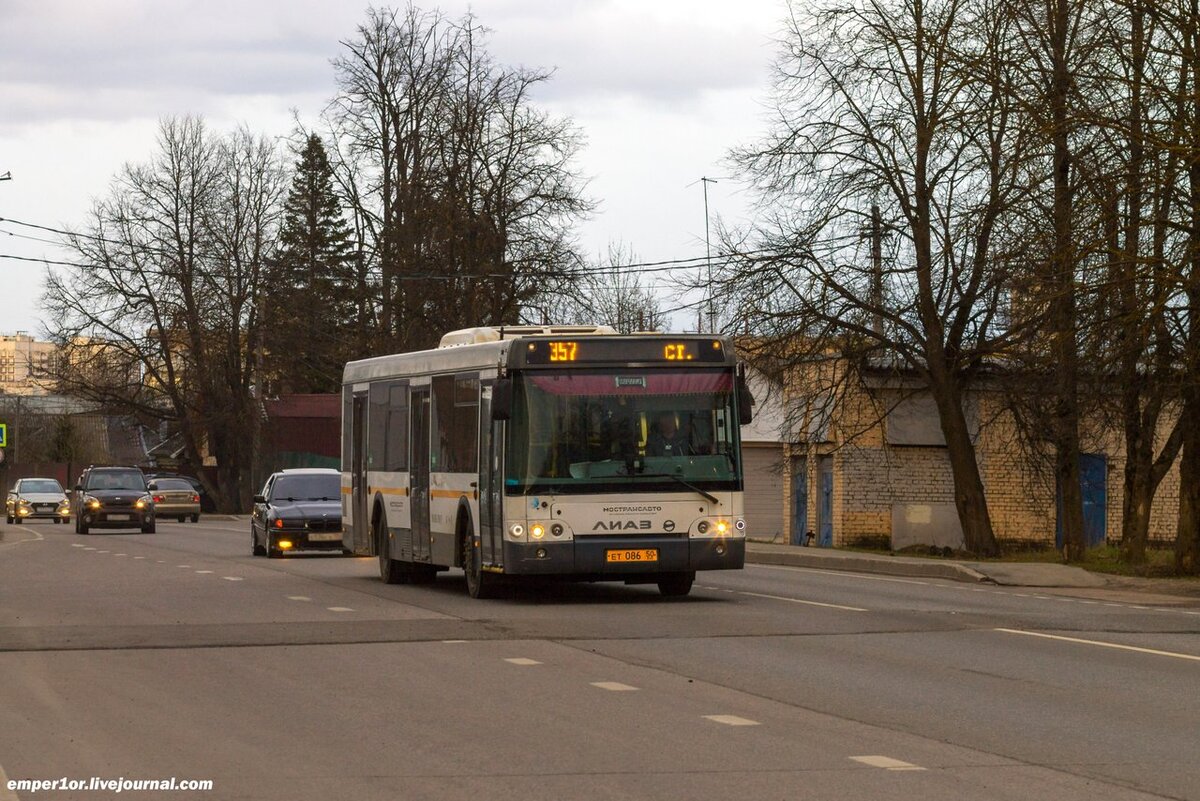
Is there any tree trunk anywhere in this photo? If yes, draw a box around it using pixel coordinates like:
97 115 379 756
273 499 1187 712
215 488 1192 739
928 371 999 556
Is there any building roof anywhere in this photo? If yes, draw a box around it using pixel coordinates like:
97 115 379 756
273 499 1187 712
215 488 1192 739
264 394 339 419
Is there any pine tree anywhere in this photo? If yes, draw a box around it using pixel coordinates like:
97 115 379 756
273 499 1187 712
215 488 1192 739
264 134 356 394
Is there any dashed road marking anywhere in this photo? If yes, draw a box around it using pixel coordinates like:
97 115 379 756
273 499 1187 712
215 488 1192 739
97 550 110 553
70 543 84 548
996 628 1200 663
287 596 311 601
504 658 542 666
83 547 96 551
156 560 165 563
735 590 867 612
114 553 127 557
441 640 467 643
850 755 925 771
327 607 354 612
195 570 213 574
221 576 243 581
591 681 638 692
177 565 191 568
703 715 760 726
133 556 145 560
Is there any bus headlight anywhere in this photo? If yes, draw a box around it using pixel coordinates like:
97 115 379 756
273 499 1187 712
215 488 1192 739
530 523 546 539
715 520 729 535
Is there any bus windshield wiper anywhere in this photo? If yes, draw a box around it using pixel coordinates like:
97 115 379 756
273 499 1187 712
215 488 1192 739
634 472 720 505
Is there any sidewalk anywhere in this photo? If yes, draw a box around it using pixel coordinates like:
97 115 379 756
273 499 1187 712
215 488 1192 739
745 540 1110 588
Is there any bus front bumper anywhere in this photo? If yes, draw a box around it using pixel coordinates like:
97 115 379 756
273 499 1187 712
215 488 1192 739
502 535 745 576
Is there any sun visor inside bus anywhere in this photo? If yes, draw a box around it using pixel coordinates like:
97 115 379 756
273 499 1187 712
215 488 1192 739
527 372 734 397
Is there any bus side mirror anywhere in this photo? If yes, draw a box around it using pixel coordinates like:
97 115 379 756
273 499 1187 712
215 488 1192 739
737 373 755 426
492 378 513 421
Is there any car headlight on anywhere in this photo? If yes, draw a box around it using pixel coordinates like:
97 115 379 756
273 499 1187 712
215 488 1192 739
84 495 101 510
135 494 152 510
17 497 30 507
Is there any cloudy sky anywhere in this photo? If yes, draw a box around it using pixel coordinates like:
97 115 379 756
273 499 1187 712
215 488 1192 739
0 0 787 336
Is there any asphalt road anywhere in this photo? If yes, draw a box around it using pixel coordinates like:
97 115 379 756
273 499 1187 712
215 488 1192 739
1 517 1198 800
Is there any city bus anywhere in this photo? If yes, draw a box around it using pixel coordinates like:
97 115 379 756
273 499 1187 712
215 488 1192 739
340 326 752 598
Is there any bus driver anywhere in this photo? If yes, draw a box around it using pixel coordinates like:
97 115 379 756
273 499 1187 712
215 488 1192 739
645 412 693 457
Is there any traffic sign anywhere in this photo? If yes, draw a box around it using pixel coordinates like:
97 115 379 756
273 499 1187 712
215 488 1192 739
0 423 6 448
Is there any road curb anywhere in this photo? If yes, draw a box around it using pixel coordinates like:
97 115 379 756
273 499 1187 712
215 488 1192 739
745 548 993 584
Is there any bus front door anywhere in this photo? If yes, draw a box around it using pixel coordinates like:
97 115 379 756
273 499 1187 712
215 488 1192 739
351 392 369 553
410 387 432 563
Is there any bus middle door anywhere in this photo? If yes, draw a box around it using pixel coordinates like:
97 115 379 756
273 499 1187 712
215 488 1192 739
410 387 432 563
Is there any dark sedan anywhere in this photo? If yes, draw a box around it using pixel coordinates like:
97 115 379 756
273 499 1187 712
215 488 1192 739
250 469 345 558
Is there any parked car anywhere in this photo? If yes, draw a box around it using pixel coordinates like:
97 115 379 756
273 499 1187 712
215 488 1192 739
73 466 155 535
6 478 71 524
250 468 344 558
148 477 201 523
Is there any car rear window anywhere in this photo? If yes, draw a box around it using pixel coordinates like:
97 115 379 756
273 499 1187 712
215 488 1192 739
155 479 194 491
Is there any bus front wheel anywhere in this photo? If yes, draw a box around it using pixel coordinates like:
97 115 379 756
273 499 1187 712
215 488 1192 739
657 572 695 598
377 515 411 584
463 532 499 599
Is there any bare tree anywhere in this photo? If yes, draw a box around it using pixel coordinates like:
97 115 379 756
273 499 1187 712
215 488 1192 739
721 0 1043 556
44 117 284 511
325 5 592 352
549 243 668 332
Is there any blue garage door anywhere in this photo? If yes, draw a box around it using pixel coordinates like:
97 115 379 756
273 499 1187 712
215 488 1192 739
1056 453 1107 549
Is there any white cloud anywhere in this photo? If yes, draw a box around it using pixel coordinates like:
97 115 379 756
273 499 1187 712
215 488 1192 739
0 0 787 335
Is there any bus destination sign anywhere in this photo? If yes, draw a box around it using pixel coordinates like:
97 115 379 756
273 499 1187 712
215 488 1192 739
524 338 727 365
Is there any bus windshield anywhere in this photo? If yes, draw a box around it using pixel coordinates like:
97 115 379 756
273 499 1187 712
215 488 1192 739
505 368 742 495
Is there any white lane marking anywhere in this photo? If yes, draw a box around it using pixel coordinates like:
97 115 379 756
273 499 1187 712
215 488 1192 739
591 681 639 692
177 565 191 568
287 596 311 601
736 590 868 612
850 755 926 771
83 547 96 551
0 761 20 801
97 550 110 553
996 628 1200 663
221 576 243 581
195 570 213 574
703 715 760 726
504 658 542 666
441 640 467 643
133 556 145 560
114 553 127 557
71 543 85 548
750 564 932 586
327 607 354 612
156 560 165 563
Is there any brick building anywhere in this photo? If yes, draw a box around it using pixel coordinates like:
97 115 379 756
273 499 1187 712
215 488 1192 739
761 363 1180 550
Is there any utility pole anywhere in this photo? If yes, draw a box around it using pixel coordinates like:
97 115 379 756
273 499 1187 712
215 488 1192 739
700 177 718 334
870 204 884 335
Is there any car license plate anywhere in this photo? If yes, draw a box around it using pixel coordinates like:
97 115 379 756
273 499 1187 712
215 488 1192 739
606 548 658 563
107 514 130 521
308 532 342 542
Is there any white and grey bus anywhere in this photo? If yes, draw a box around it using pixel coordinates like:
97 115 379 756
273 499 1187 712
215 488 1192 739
340 326 752 598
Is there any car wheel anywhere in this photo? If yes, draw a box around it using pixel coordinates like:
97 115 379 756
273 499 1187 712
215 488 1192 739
141 520 156 534
377 514 411 584
266 532 281 558
191 514 200 523
4 514 11 525
463 528 498 599
177 515 185 523
78 521 89 535
15 517 22 525
657 572 695 598
251 525 266 556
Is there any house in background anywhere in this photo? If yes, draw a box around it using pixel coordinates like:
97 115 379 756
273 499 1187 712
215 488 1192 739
772 361 1180 550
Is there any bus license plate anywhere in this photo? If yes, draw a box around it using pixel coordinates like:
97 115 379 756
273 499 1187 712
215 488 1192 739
308 532 342 542
606 549 658 563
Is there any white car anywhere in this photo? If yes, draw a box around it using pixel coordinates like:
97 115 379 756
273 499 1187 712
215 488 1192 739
6 477 71 524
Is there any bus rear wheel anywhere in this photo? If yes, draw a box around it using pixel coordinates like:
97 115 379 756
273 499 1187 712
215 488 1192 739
657 572 695 597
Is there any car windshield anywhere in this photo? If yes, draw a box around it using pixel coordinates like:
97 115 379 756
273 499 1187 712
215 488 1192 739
505 368 743 495
270 474 340 501
86 470 146 491
20 480 64 494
